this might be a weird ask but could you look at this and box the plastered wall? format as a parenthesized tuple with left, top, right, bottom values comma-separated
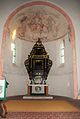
(0, 0, 80, 98)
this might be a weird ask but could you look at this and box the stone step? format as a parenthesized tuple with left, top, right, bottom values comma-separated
(23, 96, 53, 99)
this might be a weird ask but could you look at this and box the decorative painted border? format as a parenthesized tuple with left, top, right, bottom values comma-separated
(0, 1, 78, 99)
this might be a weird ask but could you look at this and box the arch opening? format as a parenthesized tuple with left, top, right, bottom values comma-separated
(0, 1, 78, 99)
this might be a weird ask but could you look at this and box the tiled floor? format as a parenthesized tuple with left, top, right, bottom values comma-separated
(4, 95, 80, 119)
(5, 112, 80, 119)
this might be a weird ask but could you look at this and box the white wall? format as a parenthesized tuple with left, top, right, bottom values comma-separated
(0, 0, 80, 97)
(44, 38, 73, 98)
(3, 36, 33, 96)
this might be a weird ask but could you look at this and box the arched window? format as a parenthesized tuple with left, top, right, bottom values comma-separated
(11, 29, 16, 64)
(59, 40, 65, 64)
(11, 41, 16, 64)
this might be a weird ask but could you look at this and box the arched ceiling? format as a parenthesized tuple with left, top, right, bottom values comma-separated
(9, 4, 69, 42)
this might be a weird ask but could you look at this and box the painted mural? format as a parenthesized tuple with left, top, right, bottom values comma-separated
(9, 6, 69, 42)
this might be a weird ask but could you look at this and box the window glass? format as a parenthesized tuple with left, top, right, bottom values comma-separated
(60, 40, 65, 64)
(11, 42, 16, 64)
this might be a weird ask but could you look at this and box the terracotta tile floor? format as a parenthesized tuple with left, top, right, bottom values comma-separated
(5, 112, 80, 119)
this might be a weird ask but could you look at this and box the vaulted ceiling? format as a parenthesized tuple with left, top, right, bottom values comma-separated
(9, 4, 69, 42)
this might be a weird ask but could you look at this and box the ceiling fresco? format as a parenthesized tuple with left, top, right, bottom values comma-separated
(9, 5, 69, 42)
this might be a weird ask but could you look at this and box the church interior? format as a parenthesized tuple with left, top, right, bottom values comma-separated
(0, 0, 80, 118)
